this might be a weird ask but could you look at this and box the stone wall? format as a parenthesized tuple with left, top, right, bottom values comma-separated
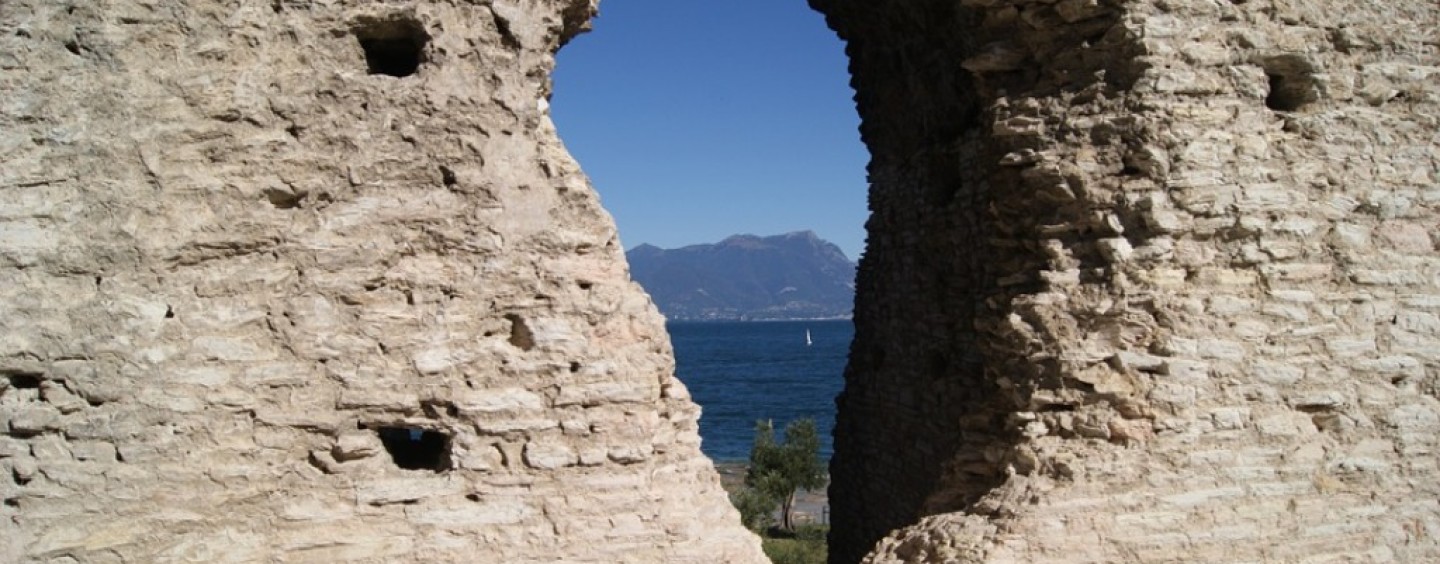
(815, 0, 1440, 561)
(0, 1, 763, 561)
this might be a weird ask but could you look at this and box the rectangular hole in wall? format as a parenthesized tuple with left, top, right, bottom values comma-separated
(366, 425, 452, 471)
(6, 374, 41, 389)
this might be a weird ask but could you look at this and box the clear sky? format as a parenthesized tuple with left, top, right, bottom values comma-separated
(550, 0, 869, 261)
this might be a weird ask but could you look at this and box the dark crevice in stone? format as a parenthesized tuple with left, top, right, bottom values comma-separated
(491, 9, 522, 50)
(372, 426, 451, 471)
(264, 187, 305, 209)
(506, 314, 536, 351)
(305, 451, 332, 474)
(7, 373, 42, 389)
(1257, 54, 1319, 112)
(353, 16, 429, 78)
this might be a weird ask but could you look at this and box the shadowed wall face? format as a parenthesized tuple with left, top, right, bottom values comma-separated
(814, 0, 1440, 561)
(804, 2, 1000, 562)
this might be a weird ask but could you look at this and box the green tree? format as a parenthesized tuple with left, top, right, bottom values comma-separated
(745, 418, 828, 532)
(730, 486, 777, 532)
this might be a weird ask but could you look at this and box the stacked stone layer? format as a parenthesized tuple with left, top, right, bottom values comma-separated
(0, 1, 763, 561)
(815, 0, 1440, 561)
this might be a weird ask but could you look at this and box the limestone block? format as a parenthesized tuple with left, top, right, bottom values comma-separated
(0, 436, 27, 458)
(275, 528, 412, 562)
(254, 407, 342, 432)
(1261, 263, 1333, 283)
(68, 441, 116, 462)
(453, 388, 545, 413)
(38, 382, 86, 414)
(475, 417, 560, 434)
(355, 477, 466, 506)
(332, 432, 381, 462)
(578, 447, 608, 466)
(446, 434, 502, 472)
(555, 382, 653, 407)
(8, 405, 63, 434)
(411, 346, 475, 375)
(1251, 361, 1304, 385)
(190, 336, 276, 362)
(523, 440, 577, 470)
(1096, 238, 1134, 262)
(1144, 210, 1190, 234)
(1376, 221, 1433, 253)
(279, 496, 356, 523)
(335, 390, 417, 412)
(28, 434, 70, 464)
(11, 457, 38, 482)
(1352, 269, 1428, 286)
(1210, 408, 1252, 430)
(523, 317, 588, 352)
(406, 498, 534, 527)
(1383, 405, 1440, 431)
(608, 444, 654, 464)
(1255, 412, 1315, 437)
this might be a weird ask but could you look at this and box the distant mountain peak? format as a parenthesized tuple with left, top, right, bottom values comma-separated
(626, 232, 856, 321)
(717, 234, 768, 250)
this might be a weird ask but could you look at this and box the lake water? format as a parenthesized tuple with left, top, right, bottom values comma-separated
(668, 319, 851, 463)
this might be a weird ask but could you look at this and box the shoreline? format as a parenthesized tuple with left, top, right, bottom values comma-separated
(666, 317, 854, 324)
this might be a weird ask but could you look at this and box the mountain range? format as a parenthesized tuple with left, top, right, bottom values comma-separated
(626, 231, 856, 321)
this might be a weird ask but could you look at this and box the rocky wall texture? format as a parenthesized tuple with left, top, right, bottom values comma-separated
(0, 1, 763, 561)
(814, 0, 1440, 561)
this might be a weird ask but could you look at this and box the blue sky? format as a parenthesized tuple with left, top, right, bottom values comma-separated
(550, 0, 869, 261)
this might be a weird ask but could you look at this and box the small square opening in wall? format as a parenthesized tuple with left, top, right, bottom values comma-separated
(1256, 54, 1319, 112)
(7, 374, 41, 389)
(373, 426, 451, 471)
(353, 17, 429, 78)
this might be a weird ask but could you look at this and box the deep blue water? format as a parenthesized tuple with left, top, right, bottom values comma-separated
(668, 320, 850, 463)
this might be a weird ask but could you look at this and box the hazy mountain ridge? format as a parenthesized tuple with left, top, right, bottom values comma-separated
(627, 231, 856, 321)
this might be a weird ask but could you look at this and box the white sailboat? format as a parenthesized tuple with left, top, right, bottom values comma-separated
(805, 329, 813, 347)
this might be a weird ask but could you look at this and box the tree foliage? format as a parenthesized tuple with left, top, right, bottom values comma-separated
(730, 486, 777, 532)
(743, 418, 827, 532)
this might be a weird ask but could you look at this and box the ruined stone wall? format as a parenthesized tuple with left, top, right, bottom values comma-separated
(0, 1, 764, 561)
(815, 0, 1440, 561)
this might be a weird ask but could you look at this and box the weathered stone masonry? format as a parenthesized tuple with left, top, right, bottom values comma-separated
(814, 0, 1440, 561)
(5, 0, 1437, 561)
(0, 1, 764, 561)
